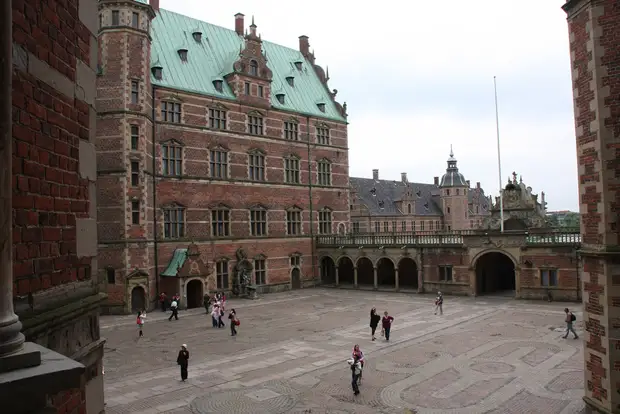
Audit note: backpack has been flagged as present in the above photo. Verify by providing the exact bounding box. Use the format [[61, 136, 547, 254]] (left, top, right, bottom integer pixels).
[[136, 316, 141, 325], [570, 313, 576, 322]]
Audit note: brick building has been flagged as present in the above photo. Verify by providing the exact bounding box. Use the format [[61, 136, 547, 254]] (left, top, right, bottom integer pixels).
[[1, 0, 104, 413], [350, 148, 496, 233], [96, 0, 349, 313]]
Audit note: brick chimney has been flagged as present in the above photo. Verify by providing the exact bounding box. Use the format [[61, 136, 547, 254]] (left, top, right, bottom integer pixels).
[[299, 35, 309, 57], [372, 169, 379, 180], [476, 182, 480, 189], [235, 13, 244, 36], [401, 172, 408, 183], [150, 0, 159, 11], [434, 176, 439, 186]]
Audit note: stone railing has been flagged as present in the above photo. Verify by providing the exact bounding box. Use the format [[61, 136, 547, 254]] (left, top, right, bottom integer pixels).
[[525, 229, 581, 246]]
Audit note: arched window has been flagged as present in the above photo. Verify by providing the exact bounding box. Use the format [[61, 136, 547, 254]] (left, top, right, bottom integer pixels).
[[249, 60, 258, 76], [407, 204, 412, 214]]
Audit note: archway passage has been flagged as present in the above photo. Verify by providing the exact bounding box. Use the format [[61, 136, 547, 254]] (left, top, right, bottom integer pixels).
[[320, 257, 336, 285], [338, 257, 354, 285], [377, 258, 395, 287], [186, 280, 203, 309], [357, 257, 374, 286], [291, 268, 301, 289], [131, 286, 146, 312], [398, 258, 418, 289], [475, 252, 516, 295]]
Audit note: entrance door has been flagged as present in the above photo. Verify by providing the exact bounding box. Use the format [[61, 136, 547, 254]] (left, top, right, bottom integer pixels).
[[291, 268, 301, 290], [131, 286, 146, 312], [186, 279, 204, 309]]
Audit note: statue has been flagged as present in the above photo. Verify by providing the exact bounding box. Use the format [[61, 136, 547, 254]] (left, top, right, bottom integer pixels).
[[233, 248, 253, 297]]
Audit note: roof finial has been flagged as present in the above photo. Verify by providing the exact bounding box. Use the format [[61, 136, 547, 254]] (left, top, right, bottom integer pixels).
[[449, 144, 454, 158], [251, 15, 256, 27]]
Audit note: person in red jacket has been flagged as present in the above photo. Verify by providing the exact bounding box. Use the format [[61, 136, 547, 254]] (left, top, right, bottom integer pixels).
[[382, 311, 394, 341]]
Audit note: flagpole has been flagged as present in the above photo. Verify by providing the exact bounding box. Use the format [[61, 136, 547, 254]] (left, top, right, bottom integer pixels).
[[494, 76, 504, 233]]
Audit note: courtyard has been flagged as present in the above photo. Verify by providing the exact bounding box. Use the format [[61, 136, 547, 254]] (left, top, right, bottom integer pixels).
[[101, 289, 586, 414]]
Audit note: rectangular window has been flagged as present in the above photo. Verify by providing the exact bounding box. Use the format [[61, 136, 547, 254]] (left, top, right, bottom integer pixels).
[[250, 209, 267, 236], [316, 127, 330, 145], [374, 222, 380, 232], [209, 108, 227, 130], [383, 222, 389, 232], [211, 209, 230, 237], [317, 161, 332, 186], [163, 207, 185, 239], [412, 221, 416, 231], [131, 200, 140, 224], [430, 221, 434, 230], [284, 122, 299, 140], [439, 265, 453, 282], [112, 10, 119, 25], [248, 115, 263, 135], [541, 269, 558, 287], [391, 221, 396, 232], [318, 210, 332, 235], [131, 80, 139, 104], [248, 153, 265, 181], [258, 85, 264, 98], [130, 125, 139, 150], [401, 221, 406, 231], [210, 149, 228, 179], [161, 101, 181, 123], [106, 268, 115, 284], [284, 157, 300, 184], [436, 221, 441, 230], [420, 221, 425, 231], [132, 12, 139, 28], [353, 222, 360, 233], [286, 210, 301, 235], [254, 259, 266, 285], [290, 255, 301, 267], [216, 261, 229, 289], [162, 143, 182, 176], [245, 82, 251, 95], [130, 161, 139, 186]]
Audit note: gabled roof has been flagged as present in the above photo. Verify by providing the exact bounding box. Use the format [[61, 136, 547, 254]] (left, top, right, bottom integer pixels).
[[150, 9, 346, 122]]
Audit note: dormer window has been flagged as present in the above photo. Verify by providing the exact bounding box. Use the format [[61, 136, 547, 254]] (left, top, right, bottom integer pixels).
[[378, 201, 385, 209], [416, 190, 421, 197], [370, 188, 376, 196], [212, 80, 223, 93], [294, 61, 303, 70], [424, 202, 429, 209], [276, 93, 285, 104], [178, 49, 188, 62], [151, 66, 163, 80], [317, 103, 326, 112], [286, 76, 294, 87], [192, 31, 202, 42], [249, 60, 258, 76]]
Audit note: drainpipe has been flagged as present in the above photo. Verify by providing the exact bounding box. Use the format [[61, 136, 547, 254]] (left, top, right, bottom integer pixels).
[[575, 249, 580, 301], [152, 86, 159, 298], [306, 116, 316, 283]]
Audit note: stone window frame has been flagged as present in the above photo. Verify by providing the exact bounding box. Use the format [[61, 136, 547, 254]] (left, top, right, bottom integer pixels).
[[401, 221, 406, 231], [130, 124, 139, 150], [374, 222, 380, 233], [352, 222, 360, 233], [216, 259, 229, 290], [438, 265, 453, 282], [290, 252, 302, 268], [249, 60, 259, 77], [316, 122, 330, 145], [106, 267, 116, 284], [284, 154, 301, 184], [161, 100, 182, 123], [208, 104, 228, 130], [111, 10, 120, 26], [391, 221, 397, 232], [258, 85, 264, 98], [247, 111, 264, 135], [318, 207, 333, 235], [209, 145, 229, 179], [130, 79, 140, 104], [161, 139, 183, 176], [540, 268, 558, 287], [162, 203, 186, 239], [317, 158, 332, 186], [284, 118, 299, 141], [249, 204, 268, 237], [131, 11, 139, 29], [248, 149, 266, 182], [210, 203, 231, 238], [244, 82, 251, 95], [131, 199, 140, 225], [254, 254, 267, 285], [286, 205, 303, 236], [130, 159, 140, 187]]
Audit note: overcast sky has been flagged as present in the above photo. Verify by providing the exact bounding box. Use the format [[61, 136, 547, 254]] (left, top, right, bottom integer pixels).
[[157, 0, 577, 212]]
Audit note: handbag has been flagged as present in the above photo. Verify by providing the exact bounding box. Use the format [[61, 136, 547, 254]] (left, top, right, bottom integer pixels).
[[235, 320, 240, 326]]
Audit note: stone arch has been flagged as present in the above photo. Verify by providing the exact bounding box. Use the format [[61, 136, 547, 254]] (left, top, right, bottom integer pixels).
[[471, 249, 519, 269], [337, 256, 354, 284], [130, 285, 146, 312], [185, 278, 204, 309], [319, 256, 336, 284], [337, 222, 346, 235], [376, 257, 396, 287], [473, 250, 517, 295], [398, 257, 418, 289], [356, 256, 374, 285]]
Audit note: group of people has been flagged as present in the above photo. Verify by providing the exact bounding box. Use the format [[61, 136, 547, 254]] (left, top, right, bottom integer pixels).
[[206, 293, 240, 336]]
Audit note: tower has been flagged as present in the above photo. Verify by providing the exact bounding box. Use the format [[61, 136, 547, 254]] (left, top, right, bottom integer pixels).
[[439, 147, 469, 231], [96, 0, 156, 313]]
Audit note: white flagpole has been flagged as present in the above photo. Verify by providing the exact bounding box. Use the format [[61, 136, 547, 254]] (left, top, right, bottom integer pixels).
[[494, 76, 504, 233]]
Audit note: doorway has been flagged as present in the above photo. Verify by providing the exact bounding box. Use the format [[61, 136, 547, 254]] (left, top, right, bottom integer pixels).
[[291, 268, 301, 289], [186, 279, 203, 309], [475, 252, 516, 295], [131, 286, 146, 312], [398, 257, 418, 289], [320, 256, 336, 284]]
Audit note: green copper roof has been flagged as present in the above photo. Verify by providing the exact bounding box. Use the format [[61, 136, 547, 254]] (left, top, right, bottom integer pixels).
[[150, 9, 345, 122], [161, 248, 188, 277], [134, 0, 148, 4]]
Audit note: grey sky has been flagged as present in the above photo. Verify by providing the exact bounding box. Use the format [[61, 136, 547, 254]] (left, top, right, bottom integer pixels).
[[158, 0, 578, 211]]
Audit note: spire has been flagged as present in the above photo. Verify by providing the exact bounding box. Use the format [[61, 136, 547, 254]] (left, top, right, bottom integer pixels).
[[326, 66, 330, 81], [251, 15, 256, 27], [449, 144, 454, 158]]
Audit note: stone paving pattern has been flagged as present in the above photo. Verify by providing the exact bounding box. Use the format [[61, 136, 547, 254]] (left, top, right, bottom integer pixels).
[[101, 289, 586, 413]]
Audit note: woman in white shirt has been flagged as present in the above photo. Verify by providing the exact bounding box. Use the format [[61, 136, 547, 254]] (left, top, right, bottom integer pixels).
[[137, 310, 146, 338]]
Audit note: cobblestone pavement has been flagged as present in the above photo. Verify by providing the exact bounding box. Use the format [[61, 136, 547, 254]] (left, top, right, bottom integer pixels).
[[101, 289, 586, 414]]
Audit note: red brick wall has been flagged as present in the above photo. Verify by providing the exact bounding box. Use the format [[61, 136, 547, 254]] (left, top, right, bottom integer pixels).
[[12, 0, 94, 298], [50, 387, 86, 414]]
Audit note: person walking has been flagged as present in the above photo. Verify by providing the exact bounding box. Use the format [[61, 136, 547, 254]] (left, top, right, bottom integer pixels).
[[434, 291, 443, 315], [347, 355, 362, 396], [168, 299, 179, 321], [228, 308, 238, 336], [217, 305, 225, 328], [136, 310, 146, 338], [177, 344, 189, 381], [203, 294, 210, 314], [563, 308, 579, 339], [370, 307, 381, 341], [159, 292, 167, 312], [382, 311, 394, 341], [211, 304, 219, 328]]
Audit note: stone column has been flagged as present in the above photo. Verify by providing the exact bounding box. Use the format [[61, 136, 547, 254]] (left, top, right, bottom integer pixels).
[[395, 269, 399, 291], [0, 0, 25, 358], [373, 267, 378, 290], [563, 1, 620, 412], [353, 267, 358, 288], [417, 266, 424, 293], [335, 267, 339, 286]]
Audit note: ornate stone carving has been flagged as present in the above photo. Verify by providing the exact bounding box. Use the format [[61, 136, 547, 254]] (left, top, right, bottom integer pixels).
[[233, 248, 254, 296]]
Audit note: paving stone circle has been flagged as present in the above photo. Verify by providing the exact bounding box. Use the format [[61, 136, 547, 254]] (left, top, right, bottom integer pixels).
[[189, 387, 298, 414]]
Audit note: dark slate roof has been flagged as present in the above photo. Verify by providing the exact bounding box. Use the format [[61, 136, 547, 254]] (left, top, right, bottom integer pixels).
[[350, 177, 443, 216]]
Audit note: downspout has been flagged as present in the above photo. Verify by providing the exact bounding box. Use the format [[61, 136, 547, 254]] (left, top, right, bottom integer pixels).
[[306, 116, 316, 283], [575, 248, 580, 301], [152, 86, 159, 298]]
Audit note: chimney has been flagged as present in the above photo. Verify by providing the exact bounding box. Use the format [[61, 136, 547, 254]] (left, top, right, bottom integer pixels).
[[476, 182, 480, 189], [235, 13, 244, 36], [401, 172, 408, 183], [434, 176, 439, 186], [466, 180, 470, 188], [150, 0, 159, 11], [299, 35, 309, 57], [372, 169, 379, 180]]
